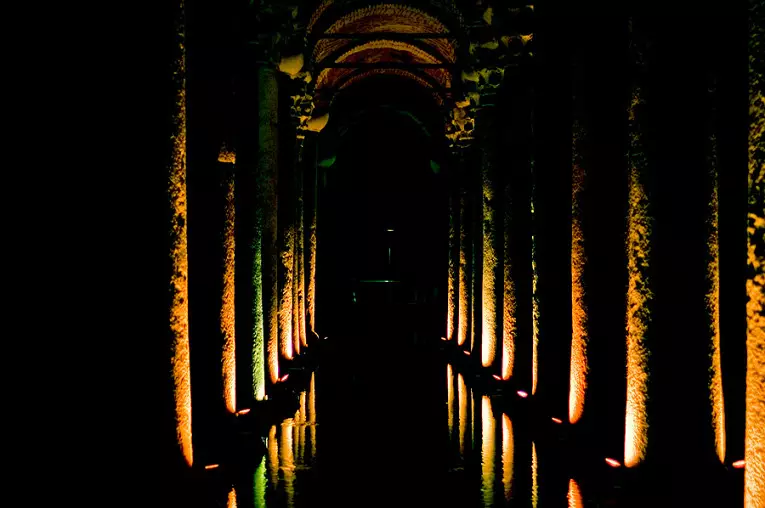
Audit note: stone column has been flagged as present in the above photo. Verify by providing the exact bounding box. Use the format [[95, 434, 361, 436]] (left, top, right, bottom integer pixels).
[[304, 133, 319, 339], [257, 63, 281, 385], [476, 69, 505, 373], [278, 120, 296, 362], [448, 105, 475, 351], [502, 66, 534, 387], [218, 150, 237, 412], [746, 1, 765, 505], [167, 0, 192, 467], [446, 180, 459, 342], [623, 25, 653, 468], [569, 71, 590, 425]]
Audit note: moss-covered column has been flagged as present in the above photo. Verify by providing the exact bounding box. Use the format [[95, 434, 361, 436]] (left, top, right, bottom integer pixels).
[[746, 1, 765, 505]]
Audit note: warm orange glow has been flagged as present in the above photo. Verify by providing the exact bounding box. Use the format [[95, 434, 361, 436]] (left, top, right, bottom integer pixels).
[[570, 136, 588, 424], [482, 163, 499, 368], [281, 221, 295, 360], [267, 425, 279, 485], [517, 390, 528, 398], [227, 487, 237, 508], [502, 414, 514, 501], [745, 12, 765, 506], [734, 459, 746, 469], [493, 374, 502, 381], [605, 458, 621, 468], [481, 395, 496, 506], [280, 374, 289, 383], [458, 194, 469, 346], [168, 0, 192, 467], [625, 84, 652, 468], [464, 350, 471, 356], [551, 417, 562, 424], [307, 183, 317, 334], [218, 144, 236, 164], [236, 408, 250, 415], [222, 168, 237, 412], [503, 199, 516, 380], [567, 478, 584, 508], [204, 464, 219, 470], [704, 88, 726, 463]]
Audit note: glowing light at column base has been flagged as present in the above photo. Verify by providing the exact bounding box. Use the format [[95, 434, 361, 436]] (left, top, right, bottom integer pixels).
[[624, 84, 652, 469], [168, 0, 191, 466]]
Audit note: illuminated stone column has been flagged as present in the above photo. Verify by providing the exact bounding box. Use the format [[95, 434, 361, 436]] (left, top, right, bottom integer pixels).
[[446, 187, 458, 342], [624, 21, 653, 468], [501, 66, 534, 385], [218, 149, 237, 413], [569, 90, 589, 425], [447, 106, 475, 349], [745, 2, 765, 505], [167, 0, 192, 467], [304, 133, 319, 338], [474, 76, 504, 371], [458, 187, 471, 348], [703, 80, 725, 464], [258, 63, 281, 385], [296, 140, 308, 348], [278, 128, 296, 361]]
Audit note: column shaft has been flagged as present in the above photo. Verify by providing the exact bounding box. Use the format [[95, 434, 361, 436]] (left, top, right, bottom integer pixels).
[[167, 0, 192, 467], [745, 1, 765, 504]]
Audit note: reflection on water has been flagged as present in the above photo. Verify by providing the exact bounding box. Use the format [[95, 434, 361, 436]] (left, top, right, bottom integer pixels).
[[260, 372, 318, 507], [531, 442, 538, 508], [446, 364, 518, 507]]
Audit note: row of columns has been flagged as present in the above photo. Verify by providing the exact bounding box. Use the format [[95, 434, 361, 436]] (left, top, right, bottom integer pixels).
[[443, 13, 763, 505]]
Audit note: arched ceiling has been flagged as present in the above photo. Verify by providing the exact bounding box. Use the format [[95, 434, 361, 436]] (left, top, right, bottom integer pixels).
[[308, 2, 461, 109]]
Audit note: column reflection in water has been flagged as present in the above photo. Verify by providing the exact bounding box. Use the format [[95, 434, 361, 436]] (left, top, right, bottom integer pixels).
[[481, 395, 496, 507], [448, 364, 520, 506], [531, 442, 538, 508], [447, 364, 472, 465], [502, 413, 514, 502], [264, 372, 318, 507]]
